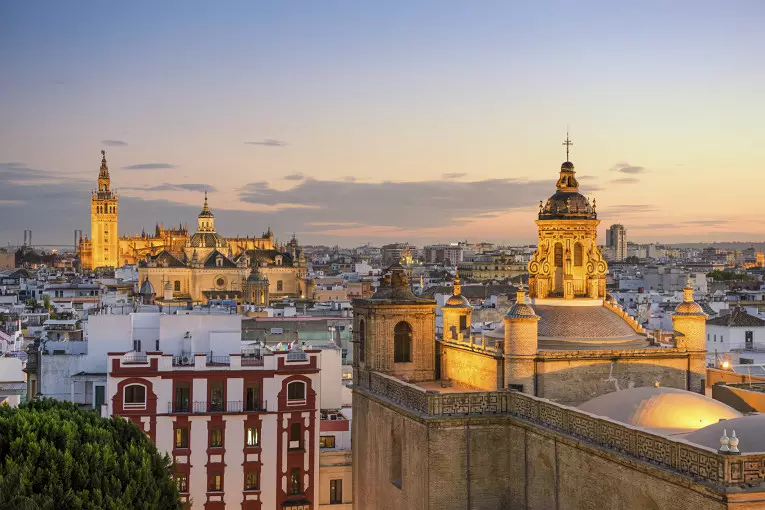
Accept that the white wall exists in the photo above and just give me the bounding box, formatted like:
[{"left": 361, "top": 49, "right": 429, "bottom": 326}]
[{"left": 319, "top": 348, "right": 342, "bottom": 410}]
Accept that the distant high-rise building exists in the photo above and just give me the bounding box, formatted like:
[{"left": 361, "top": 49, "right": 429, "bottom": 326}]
[{"left": 606, "top": 223, "right": 627, "bottom": 261}]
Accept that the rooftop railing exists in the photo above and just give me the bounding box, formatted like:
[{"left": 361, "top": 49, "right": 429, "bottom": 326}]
[{"left": 167, "top": 400, "right": 267, "bottom": 414}]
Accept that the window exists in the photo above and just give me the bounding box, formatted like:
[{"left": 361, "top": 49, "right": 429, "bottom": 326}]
[
  {"left": 394, "top": 322, "right": 412, "bottom": 363},
  {"left": 216, "top": 257, "right": 223, "bottom": 267},
  {"left": 174, "top": 382, "right": 190, "bottom": 412},
  {"left": 358, "top": 319, "right": 366, "bottom": 363},
  {"left": 175, "top": 474, "right": 188, "bottom": 493},
  {"left": 175, "top": 427, "right": 189, "bottom": 448},
  {"left": 216, "top": 277, "right": 225, "bottom": 287},
  {"left": 289, "top": 422, "right": 302, "bottom": 449},
  {"left": 287, "top": 381, "right": 306, "bottom": 402},
  {"left": 574, "top": 243, "right": 583, "bottom": 267},
  {"left": 330, "top": 479, "right": 343, "bottom": 504},
  {"left": 459, "top": 314, "right": 468, "bottom": 332},
  {"left": 246, "top": 426, "right": 259, "bottom": 447},
  {"left": 124, "top": 384, "right": 146, "bottom": 408},
  {"left": 208, "top": 473, "right": 222, "bottom": 492},
  {"left": 554, "top": 243, "right": 563, "bottom": 266},
  {"left": 277, "top": 280, "right": 284, "bottom": 292},
  {"left": 174, "top": 280, "right": 180, "bottom": 292},
  {"left": 210, "top": 426, "right": 222, "bottom": 448},
  {"left": 155, "top": 339, "right": 160, "bottom": 351},
  {"left": 289, "top": 468, "right": 301, "bottom": 495},
  {"left": 209, "top": 381, "right": 224, "bottom": 412},
  {"left": 245, "top": 382, "right": 261, "bottom": 411},
  {"left": 320, "top": 435, "right": 336, "bottom": 448},
  {"left": 245, "top": 471, "right": 259, "bottom": 491},
  {"left": 132, "top": 339, "right": 142, "bottom": 352}
]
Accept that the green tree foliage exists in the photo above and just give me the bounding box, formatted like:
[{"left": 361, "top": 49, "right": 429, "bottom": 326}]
[
  {"left": 707, "top": 270, "right": 752, "bottom": 282},
  {"left": 0, "top": 399, "right": 181, "bottom": 510}
]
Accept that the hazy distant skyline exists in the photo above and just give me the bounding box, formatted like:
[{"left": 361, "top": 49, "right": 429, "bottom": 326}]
[{"left": 2, "top": 1, "right": 765, "bottom": 247}]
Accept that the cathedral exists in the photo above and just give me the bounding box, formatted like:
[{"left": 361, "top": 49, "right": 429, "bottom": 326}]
[
  {"left": 78, "top": 151, "right": 306, "bottom": 303},
  {"left": 350, "top": 146, "right": 758, "bottom": 509}
]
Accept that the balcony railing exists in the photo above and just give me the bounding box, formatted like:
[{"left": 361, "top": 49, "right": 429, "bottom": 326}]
[
  {"left": 122, "top": 353, "right": 148, "bottom": 364},
  {"left": 167, "top": 400, "right": 267, "bottom": 414}
]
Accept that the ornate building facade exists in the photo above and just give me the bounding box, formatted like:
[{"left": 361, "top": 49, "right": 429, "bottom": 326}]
[
  {"left": 78, "top": 151, "right": 306, "bottom": 303},
  {"left": 349, "top": 146, "right": 740, "bottom": 510}
]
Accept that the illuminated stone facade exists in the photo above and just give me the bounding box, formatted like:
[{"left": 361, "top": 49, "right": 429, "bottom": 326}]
[{"left": 79, "top": 151, "right": 119, "bottom": 269}]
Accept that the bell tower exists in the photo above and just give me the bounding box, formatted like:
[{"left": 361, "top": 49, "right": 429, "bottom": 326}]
[
  {"left": 90, "top": 150, "right": 119, "bottom": 269},
  {"left": 528, "top": 135, "right": 607, "bottom": 300}
]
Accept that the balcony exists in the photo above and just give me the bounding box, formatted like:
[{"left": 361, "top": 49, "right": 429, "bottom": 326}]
[{"left": 167, "top": 400, "right": 267, "bottom": 414}]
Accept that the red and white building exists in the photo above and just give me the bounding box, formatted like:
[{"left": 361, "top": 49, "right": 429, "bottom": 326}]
[{"left": 105, "top": 312, "right": 335, "bottom": 510}]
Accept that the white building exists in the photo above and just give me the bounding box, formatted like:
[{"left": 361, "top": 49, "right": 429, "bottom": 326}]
[{"left": 706, "top": 307, "right": 765, "bottom": 356}]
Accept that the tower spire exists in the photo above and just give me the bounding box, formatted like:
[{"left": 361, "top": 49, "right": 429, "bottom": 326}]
[{"left": 453, "top": 268, "right": 462, "bottom": 296}]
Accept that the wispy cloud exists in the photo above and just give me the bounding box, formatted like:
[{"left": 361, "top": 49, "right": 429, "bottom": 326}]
[
  {"left": 122, "top": 163, "right": 177, "bottom": 170},
  {"left": 609, "top": 177, "right": 640, "bottom": 185},
  {"left": 123, "top": 183, "right": 215, "bottom": 193},
  {"left": 101, "top": 140, "right": 128, "bottom": 147},
  {"left": 283, "top": 173, "right": 305, "bottom": 181},
  {"left": 245, "top": 139, "right": 288, "bottom": 147},
  {"left": 599, "top": 204, "right": 656, "bottom": 215},
  {"left": 610, "top": 162, "right": 646, "bottom": 174},
  {"left": 443, "top": 172, "right": 467, "bottom": 179}
]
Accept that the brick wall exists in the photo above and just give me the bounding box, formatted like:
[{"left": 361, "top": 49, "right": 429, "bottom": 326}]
[{"left": 440, "top": 343, "right": 499, "bottom": 391}]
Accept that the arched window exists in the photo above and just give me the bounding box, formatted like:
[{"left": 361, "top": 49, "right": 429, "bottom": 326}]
[
  {"left": 394, "top": 322, "right": 412, "bottom": 363},
  {"left": 277, "top": 280, "right": 283, "bottom": 292},
  {"left": 358, "top": 320, "right": 366, "bottom": 363},
  {"left": 287, "top": 381, "right": 306, "bottom": 402},
  {"left": 289, "top": 467, "right": 301, "bottom": 495},
  {"left": 574, "top": 243, "right": 583, "bottom": 267},
  {"left": 554, "top": 243, "right": 563, "bottom": 266},
  {"left": 124, "top": 384, "right": 146, "bottom": 409}
]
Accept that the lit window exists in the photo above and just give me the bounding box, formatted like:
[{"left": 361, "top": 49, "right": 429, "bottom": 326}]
[
  {"left": 175, "top": 474, "right": 188, "bottom": 493},
  {"left": 287, "top": 381, "right": 306, "bottom": 402},
  {"left": 320, "top": 435, "right": 336, "bottom": 448},
  {"left": 210, "top": 426, "right": 222, "bottom": 448},
  {"left": 574, "top": 243, "right": 583, "bottom": 267},
  {"left": 175, "top": 427, "right": 189, "bottom": 449},
  {"left": 208, "top": 473, "right": 222, "bottom": 492},
  {"left": 246, "top": 426, "right": 259, "bottom": 447},
  {"left": 245, "top": 471, "right": 259, "bottom": 491},
  {"left": 124, "top": 384, "right": 146, "bottom": 408},
  {"left": 289, "top": 468, "right": 301, "bottom": 495}
]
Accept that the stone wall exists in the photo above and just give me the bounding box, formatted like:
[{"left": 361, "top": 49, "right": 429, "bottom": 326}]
[
  {"left": 439, "top": 342, "right": 499, "bottom": 391},
  {"left": 535, "top": 350, "right": 697, "bottom": 406},
  {"left": 713, "top": 384, "right": 765, "bottom": 413}
]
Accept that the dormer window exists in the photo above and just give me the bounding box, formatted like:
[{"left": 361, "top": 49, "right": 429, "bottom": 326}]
[{"left": 216, "top": 256, "right": 223, "bottom": 267}]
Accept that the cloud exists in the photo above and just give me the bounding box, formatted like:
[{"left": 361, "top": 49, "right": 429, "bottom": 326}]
[
  {"left": 599, "top": 204, "right": 656, "bottom": 215},
  {"left": 245, "top": 139, "right": 287, "bottom": 147},
  {"left": 576, "top": 175, "right": 597, "bottom": 181},
  {"left": 283, "top": 173, "right": 305, "bottom": 181},
  {"left": 341, "top": 176, "right": 357, "bottom": 182},
  {"left": 101, "top": 140, "right": 128, "bottom": 147},
  {"left": 122, "top": 163, "right": 177, "bottom": 170},
  {"left": 610, "top": 162, "right": 646, "bottom": 174},
  {"left": 238, "top": 176, "right": 551, "bottom": 230},
  {"left": 683, "top": 219, "right": 730, "bottom": 227},
  {"left": 123, "top": 183, "right": 216, "bottom": 193},
  {"left": 442, "top": 172, "right": 467, "bottom": 179},
  {"left": 608, "top": 177, "right": 640, "bottom": 185}
]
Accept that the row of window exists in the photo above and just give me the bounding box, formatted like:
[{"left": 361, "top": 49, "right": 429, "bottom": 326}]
[
  {"left": 173, "top": 421, "right": 307, "bottom": 450},
  {"left": 122, "top": 380, "right": 306, "bottom": 408},
  {"left": 357, "top": 320, "right": 413, "bottom": 363},
  {"left": 174, "top": 470, "right": 260, "bottom": 493},
  {"left": 96, "top": 205, "right": 116, "bottom": 214}
]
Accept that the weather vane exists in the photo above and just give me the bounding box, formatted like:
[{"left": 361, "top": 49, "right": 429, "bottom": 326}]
[{"left": 562, "top": 130, "right": 573, "bottom": 161}]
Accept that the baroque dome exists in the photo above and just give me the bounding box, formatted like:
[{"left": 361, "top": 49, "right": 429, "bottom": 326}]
[
  {"left": 538, "top": 160, "right": 597, "bottom": 220},
  {"left": 673, "top": 284, "right": 706, "bottom": 317},
  {"left": 443, "top": 293, "right": 471, "bottom": 309},
  {"left": 189, "top": 231, "right": 228, "bottom": 249},
  {"left": 578, "top": 387, "right": 741, "bottom": 434}
]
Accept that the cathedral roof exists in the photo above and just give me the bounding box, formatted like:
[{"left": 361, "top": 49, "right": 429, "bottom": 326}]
[
  {"left": 145, "top": 250, "right": 186, "bottom": 268},
  {"left": 202, "top": 250, "right": 237, "bottom": 268},
  {"left": 189, "top": 231, "right": 228, "bottom": 249},
  {"left": 578, "top": 387, "right": 741, "bottom": 435},
  {"left": 534, "top": 304, "right": 646, "bottom": 344}
]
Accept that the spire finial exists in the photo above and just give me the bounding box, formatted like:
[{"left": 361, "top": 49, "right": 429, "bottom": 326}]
[
  {"left": 453, "top": 268, "right": 461, "bottom": 296},
  {"left": 562, "top": 130, "right": 573, "bottom": 161}
]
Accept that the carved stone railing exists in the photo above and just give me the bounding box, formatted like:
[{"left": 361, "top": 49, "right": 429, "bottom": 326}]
[{"left": 357, "top": 373, "right": 765, "bottom": 487}]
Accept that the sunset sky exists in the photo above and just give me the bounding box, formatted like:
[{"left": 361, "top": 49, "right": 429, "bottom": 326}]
[{"left": 2, "top": 1, "right": 764, "bottom": 247}]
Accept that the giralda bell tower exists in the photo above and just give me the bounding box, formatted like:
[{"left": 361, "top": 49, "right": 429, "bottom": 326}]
[{"left": 91, "top": 150, "right": 119, "bottom": 268}]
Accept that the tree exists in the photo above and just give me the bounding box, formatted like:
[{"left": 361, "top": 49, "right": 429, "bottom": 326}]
[
  {"left": 0, "top": 399, "right": 181, "bottom": 510},
  {"left": 42, "top": 295, "right": 51, "bottom": 311}
]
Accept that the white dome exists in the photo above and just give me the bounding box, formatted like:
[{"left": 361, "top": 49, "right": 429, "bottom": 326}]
[
  {"left": 578, "top": 387, "right": 742, "bottom": 434},
  {"left": 684, "top": 414, "right": 765, "bottom": 453}
]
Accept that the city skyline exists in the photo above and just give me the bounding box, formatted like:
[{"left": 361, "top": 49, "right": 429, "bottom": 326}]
[{"left": 3, "top": 1, "right": 765, "bottom": 247}]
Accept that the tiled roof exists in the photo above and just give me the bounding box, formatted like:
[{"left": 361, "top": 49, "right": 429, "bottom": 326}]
[
  {"left": 150, "top": 250, "right": 186, "bottom": 268},
  {"left": 202, "top": 250, "right": 237, "bottom": 268},
  {"left": 189, "top": 232, "right": 227, "bottom": 248},
  {"left": 707, "top": 308, "right": 765, "bottom": 328},
  {"left": 535, "top": 305, "right": 644, "bottom": 341}
]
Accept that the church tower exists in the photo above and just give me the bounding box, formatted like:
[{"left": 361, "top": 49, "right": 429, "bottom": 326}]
[
  {"left": 441, "top": 270, "right": 473, "bottom": 341},
  {"left": 528, "top": 135, "right": 607, "bottom": 300},
  {"left": 90, "top": 150, "right": 119, "bottom": 268}
]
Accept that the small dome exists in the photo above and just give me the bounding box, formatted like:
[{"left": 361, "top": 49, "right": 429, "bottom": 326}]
[
  {"left": 443, "top": 293, "right": 471, "bottom": 309},
  {"left": 189, "top": 232, "right": 228, "bottom": 248},
  {"left": 578, "top": 387, "right": 741, "bottom": 434},
  {"left": 684, "top": 414, "right": 765, "bottom": 453},
  {"left": 561, "top": 161, "right": 574, "bottom": 170},
  {"left": 674, "top": 301, "right": 705, "bottom": 315},
  {"left": 139, "top": 279, "right": 155, "bottom": 295},
  {"left": 505, "top": 291, "right": 538, "bottom": 319},
  {"left": 540, "top": 190, "right": 595, "bottom": 220},
  {"left": 247, "top": 270, "right": 267, "bottom": 283}
]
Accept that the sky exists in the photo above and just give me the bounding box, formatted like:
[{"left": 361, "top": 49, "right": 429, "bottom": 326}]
[{"left": 2, "top": 1, "right": 765, "bottom": 249}]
